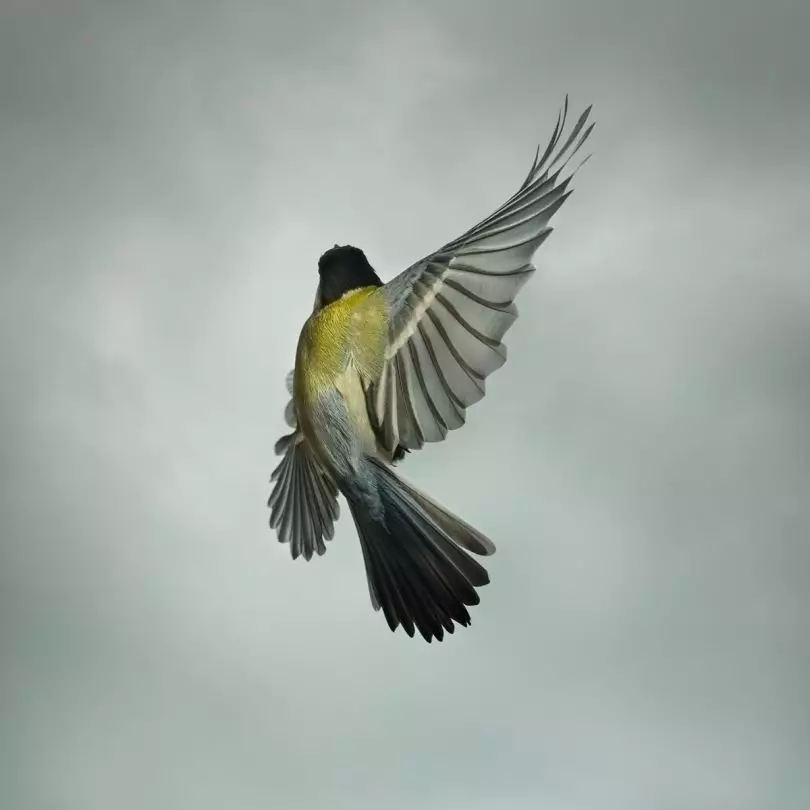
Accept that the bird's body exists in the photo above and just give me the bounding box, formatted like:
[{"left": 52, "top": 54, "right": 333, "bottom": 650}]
[
  {"left": 268, "top": 98, "right": 594, "bottom": 641},
  {"left": 294, "top": 287, "right": 387, "bottom": 468}
]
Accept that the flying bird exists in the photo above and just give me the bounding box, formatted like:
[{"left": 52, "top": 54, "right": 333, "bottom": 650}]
[{"left": 268, "top": 97, "right": 594, "bottom": 642}]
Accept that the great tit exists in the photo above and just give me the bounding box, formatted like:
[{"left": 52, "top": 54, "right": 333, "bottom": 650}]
[{"left": 268, "top": 97, "right": 594, "bottom": 642}]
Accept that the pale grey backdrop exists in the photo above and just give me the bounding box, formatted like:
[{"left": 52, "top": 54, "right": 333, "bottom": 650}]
[{"left": 2, "top": 2, "right": 809, "bottom": 809}]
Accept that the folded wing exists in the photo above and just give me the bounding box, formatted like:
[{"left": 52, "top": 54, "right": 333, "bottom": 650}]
[{"left": 368, "top": 97, "right": 594, "bottom": 455}]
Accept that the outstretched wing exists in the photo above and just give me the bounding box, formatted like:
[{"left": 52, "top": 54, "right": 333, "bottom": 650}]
[
  {"left": 367, "top": 97, "right": 594, "bottom": 455},
  {"left": 268, "top": 370, "right": 340, "bottom": 560}
]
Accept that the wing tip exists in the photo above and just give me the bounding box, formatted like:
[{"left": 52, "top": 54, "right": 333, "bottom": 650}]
[{"left": 530, "top": 95, "right": 595, "bottom": 183}]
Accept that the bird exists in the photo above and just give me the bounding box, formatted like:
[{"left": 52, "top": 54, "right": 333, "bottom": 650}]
[{"left": 268, "top": 97, "right": 594, "bottom": 642}]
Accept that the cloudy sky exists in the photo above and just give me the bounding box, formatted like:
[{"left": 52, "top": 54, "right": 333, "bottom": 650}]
[{"left": 2, "top": 1, "right": 809, "bottom": 808}]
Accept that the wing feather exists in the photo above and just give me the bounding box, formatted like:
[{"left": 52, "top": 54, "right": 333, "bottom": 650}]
[
  {"left": 268, "top": 372, "right": 340, "bottom": 560},
  {"left": 370, "top": 97, "right": 594, "bottom": 454}
]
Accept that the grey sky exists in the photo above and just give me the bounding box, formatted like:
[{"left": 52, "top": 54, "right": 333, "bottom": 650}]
[{"left": 2, "top": 2, "right": 809, "bottom": 809}]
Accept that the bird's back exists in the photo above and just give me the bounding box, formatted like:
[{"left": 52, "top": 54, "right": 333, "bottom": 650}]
[{"left": 293, "top": 287, "right": 388, "bottom": 464}]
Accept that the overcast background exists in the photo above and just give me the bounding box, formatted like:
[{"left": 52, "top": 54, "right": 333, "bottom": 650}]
[{"left": 2, "top": 2, "right": 809, "bottom": 809}]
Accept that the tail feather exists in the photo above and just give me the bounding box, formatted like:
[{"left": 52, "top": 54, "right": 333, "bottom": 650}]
[
  {"left": 346, "top": 458, "right": 495, "bottom": 642},
  {"left": 394, "top": 474, "right": 496, "bottom": 558}
]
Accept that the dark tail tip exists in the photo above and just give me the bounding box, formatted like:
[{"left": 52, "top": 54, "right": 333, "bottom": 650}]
[{"left": 347, "top": 466, "right": 491, "bottom": 643}]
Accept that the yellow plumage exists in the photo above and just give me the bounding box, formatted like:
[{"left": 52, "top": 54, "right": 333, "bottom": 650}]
[{"left": 293, "top": 286, "right": 389, "bottom": 459}]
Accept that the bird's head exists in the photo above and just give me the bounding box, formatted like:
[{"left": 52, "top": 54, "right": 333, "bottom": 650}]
[{"left": 315, "top": 244, "right": 382, "bottom": 307}]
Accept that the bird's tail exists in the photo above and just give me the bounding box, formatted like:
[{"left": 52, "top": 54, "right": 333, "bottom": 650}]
[{"left": 344, "top": 457, "right": 496, "bottom": 642}]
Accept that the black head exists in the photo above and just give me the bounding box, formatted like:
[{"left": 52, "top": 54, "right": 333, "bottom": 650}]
[{"left": 317, "top": 244, "right": 382, "bottom": 306}]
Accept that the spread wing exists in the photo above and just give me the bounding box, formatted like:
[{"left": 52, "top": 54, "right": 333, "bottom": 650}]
[
  {"left": 268, "top": 370, "right": 341, "bottom": 560},
  {"left": 368, "top": 97, "right": 594, "bottom": 455}
]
